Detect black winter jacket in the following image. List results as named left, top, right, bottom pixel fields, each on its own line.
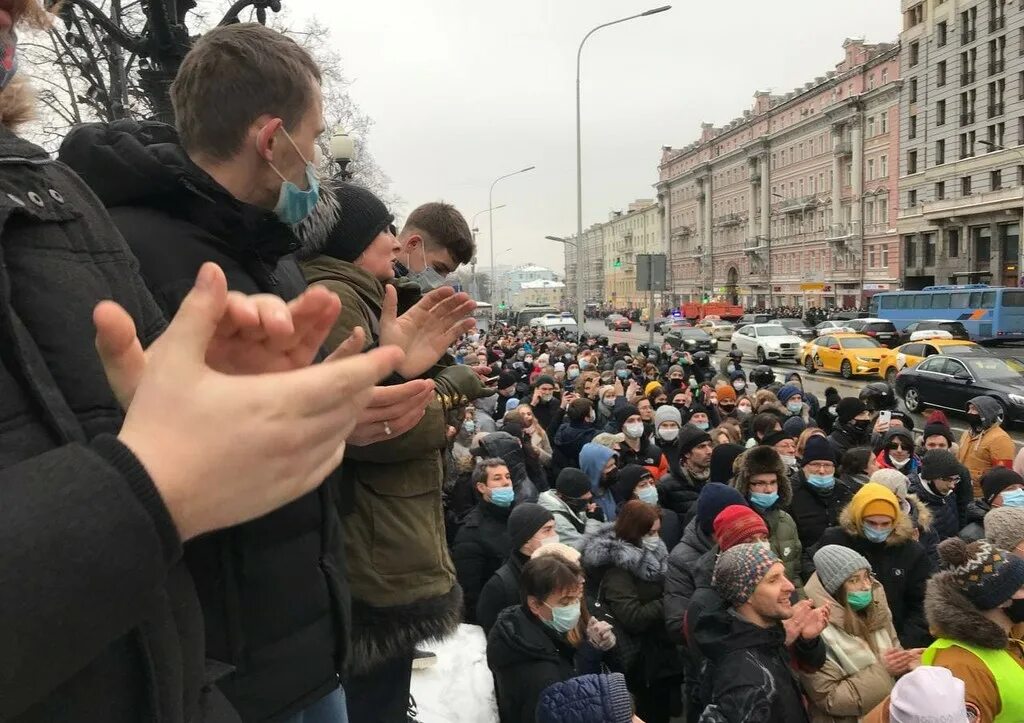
left=476, top=552, right=527, bottom=634
left=908, top=473, right=960, bottom=545
left=0, top=128, right=236, bottom=722
left=475, top=432, right=540, bottom=504
left=59, top=120, right=346, bottom=721
left=662, top=518, right=715, bottom=645
left=657, top=467, right=708, bottom=529
left=692, top=594, right=825, bottom=723
left=788, top=470, right=853, bottom=577
left=552, top=421, right=598, bottom=470
left=827, top=422, right=870, bottom=459
left=452, top=501, right=512, bottom=623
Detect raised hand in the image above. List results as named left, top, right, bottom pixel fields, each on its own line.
left=800, top=604, right=830, bottom=640
left=379, top=284, right=477, bottom=379
left=347, top=379, right=436, bottom=446
left=783, top=599, right=814, bottom=646
left=109, top=264, right=405, bottom=541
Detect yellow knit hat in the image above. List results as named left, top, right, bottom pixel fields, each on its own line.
left=849, top=482, right=899, bottom=524
left=644, top=381, right=663, bottom=397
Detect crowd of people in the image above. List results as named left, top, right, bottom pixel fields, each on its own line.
left=3, top=3, right=1024, bottom=723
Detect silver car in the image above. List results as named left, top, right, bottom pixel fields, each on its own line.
left=698, top=319, right=735, bottom=341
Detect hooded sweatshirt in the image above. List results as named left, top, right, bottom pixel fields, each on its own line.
left=579, top=443, right=618, bottom=521
left=874, top=428, right=920, bottom=475
left=957, top=395, right=1015, bottom=496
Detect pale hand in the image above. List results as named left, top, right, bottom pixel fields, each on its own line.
left=586, top=617, right=616, bottom=651
left=347, top=379, right=436, bottom=446
left=800, top=604, right=830, bottom=640
left=379, top=285, right=477, bottom=379
left=783, top=599, right=814, bottom=646
left=106, top=263, right=405, bottom=541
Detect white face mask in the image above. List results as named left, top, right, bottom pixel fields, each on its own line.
left=659, top=427, right=679, bottom=442
left=624, top=422, right=645, bottom=439
left=891, top=457, right=911, bottom=469
left=737, top=405, right=752, bottom=415
left=780, top=454, right=797, bottom=467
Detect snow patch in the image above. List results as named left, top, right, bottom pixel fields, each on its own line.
left=410, top=624, right=499, bottom=722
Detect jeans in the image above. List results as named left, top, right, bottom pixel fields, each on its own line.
left=281, top=687, right=348, bottom=723
left=345, top=653, right=414, bottom=723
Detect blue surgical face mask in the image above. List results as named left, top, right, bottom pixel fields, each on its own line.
left=568, top=368, right=580, bottom=380
left=490, top=487, right=515, bottom=508
left=636, top=484, right=659, bottom=505
left=616, top=369, right=629, bottom=380
left=750, top=491, right=779, bottom=510
left=694, top=420, right=709, bottom=431
left=580, top=360, right=591, bottom=370
left=462, top=420, right=476, bottom=435
left=863, top=525, right=893, bottom=543
left=806, top=474, right=835, bottom=491
left=787, top=401, right=803, bottom=414
left=543, top=600, right=582, bottom=634
left=1001, top=489, right=1024, bottom=508
left=268, top=128, right=321, bottom=226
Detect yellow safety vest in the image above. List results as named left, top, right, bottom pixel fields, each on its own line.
left=922, top=637, right=1024, bottom=723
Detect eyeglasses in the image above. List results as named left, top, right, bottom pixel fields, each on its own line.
left=887, top=442, right=909, bottom=451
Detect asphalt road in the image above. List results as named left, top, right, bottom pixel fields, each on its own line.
left=581, top=319, right=1024, bottom=447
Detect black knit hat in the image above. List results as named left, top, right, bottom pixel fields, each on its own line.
left=556, top=468, right=591, bottom=498
left=534, top=375, right=557, bottom=388
left=319, top=182, right=394, bottom=262
left=938, top=537, right=1024, bottom=610
left=497, top=371, right=518, bottom=390
left=920, top=450, right=961, bottom=481
left=613, top=465, right=653, bottom=502
left=678, top=423, right=712, bottom=457
left=801, top=435, right=835, bottom=466
left=507, top=503, right=554, bottom=551
left=709, top=443, right=745, bottom=485
left=981, top=467, right=1024, bottom=504
left=760, top=430, right=793, bottom=447
left=922, top=417, right=954, bottom=446
left=836, top=397, right=868, bottom=424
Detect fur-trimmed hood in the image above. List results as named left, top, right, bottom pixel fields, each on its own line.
left=580, top=524, right=667, bottom=582
left=733, top=446, right=793, bottom=506
left=925, top=571, right=1010, bottom=650
left=751, top=390, right=788, bottom=418
left=838, top=498, right=917, bottom=545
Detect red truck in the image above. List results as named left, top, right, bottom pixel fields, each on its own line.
left=680, top=302, right=744, bottom=322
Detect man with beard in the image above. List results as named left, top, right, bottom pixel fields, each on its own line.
left=692, top=543, right=828, bottom=723
left=827, top=397, right=873, bottom=459
left=658, top=424, right=713, bottom=523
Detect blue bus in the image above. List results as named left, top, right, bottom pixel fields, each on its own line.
left=868, top=284, right=1024, bottom=343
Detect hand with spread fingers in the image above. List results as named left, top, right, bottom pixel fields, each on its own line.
left=348, top=379, right=436, bottom=446
left=379, top=284, right=477, bottom=379
left=99, top=263, right=405, bottom=542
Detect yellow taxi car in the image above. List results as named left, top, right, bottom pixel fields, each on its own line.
left=800, top=332, right=894, bottom=380
left=877, top=332, right=987, bottom=385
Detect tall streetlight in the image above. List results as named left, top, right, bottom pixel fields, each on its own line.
left=574, top=5, right=671, bottom=318
left=546, top=235, right=584, bottom=329
left=978, top=140, right=1024, bottom=286
left=469, top=205, right=506, bottom=302
left=490, top=167, right=536, bottom=320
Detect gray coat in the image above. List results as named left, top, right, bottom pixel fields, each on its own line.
left=663, top=518, right=715, bottom=644
left=537, top=489, right=603, bottom=550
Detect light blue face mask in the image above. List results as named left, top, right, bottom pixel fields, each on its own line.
left=694, top=420, right=709, bottom=431
left=1001, top=489, right=1024, bottom=508
left=269, top=128, right=321, bottom=225
left=543, top=600, right=581, bottom=634
left=806, top=474, right=835, bottom=491
left=636, top=484, right=659, bottom=505
left=750, top=491, right=779, bottom=510
left=490, top=487, right=515, bottom=508
left=787, top=401, right=803, bottom=414
left=863, top=525, right=893, bottom=543
left=616, top=369, right=630, bottom=379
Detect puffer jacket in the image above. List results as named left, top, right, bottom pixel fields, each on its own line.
left=580, top=526, right=682, bottom=685
left=799, top=576, right=899, bottom=723
left=957, top=396, right=1015, bottom=495
left=452, top=501, right=512, bottom=624
left=537, top=489, right=603, bottom=551
left=0, top=126, right=232, bottom=721
left=535, top=673, right=634, bottom=723
left=907, top=473, right=960, bottom=547
left=663, top=518, right=715, bottom=645
left=300, top=254, right=488, bottom=673
left=476, top=552, right=527, bottom=634
left=60, top=119, right=345, bottom=720
left=657, top=466, right=708, bottom=526
left=733, top=449, right=806, bottom=596
left=475, top=431, right=540, bottom=504
left=816, top=504, right=933, bottom=648
left=789, top=470, right=854, bottom=573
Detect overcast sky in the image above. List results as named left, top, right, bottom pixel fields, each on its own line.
left=291, top=1, right=899, bottom=275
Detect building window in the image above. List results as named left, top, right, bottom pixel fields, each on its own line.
left=936, top=138, right=946, bottom=165
left=962, top=7, right=977, bottom=44
left=867, top=116, right=875, bottom=136
left=882, top=67, right=889, bottom=84
left=990, top=0, right=1006, bottom=31
left=925, top=233, right=937, bottom=266
left=936, top=180, right=947, bottom=199
left=882, top=246, right=889, bottom=267
left=960, top=131, right=976, bottom=158
left=910, top=41, right=920, bottom=67
left=962, top=175, right=973, bottom=196
left=961, top=89, right=977, bottom=125
left=909, top=115, right=918, bottom=139
left=867, top=158, right=875, bottom=179
left=880, top=155, right=888, bottom=176
left=992, top=169, right=1003, bottom=190
left=990, top=34, right=1007, bottom=75
left=879, top=197, right=888, bottom=223
left=880, top=113, right=888, bottom=134
left=869, top=248, right=877, bottom=268
left=905, top=236, right=917, bottom=266
left=908, top=190, right=918, bottom=207
left=907, top=150, right=919, bottom=175
left=937, top=99, right=947, bottom=125
left=906, top=3, right=924, bottom=28
left=938, top=20, right=949, bottom=46
left=987, top=121, right=1006, bottom=148
left=988, top=78, right=1006, bottom=117
left=938, top=60, right=948, bottom=87
left=949, top=229, right=960, bottom=257
left=910, top=77, right=918, bottom=103
left=1018, top=164, right=1024, bottom=185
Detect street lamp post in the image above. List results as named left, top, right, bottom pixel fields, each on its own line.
left=978, top=140, right=1024, bottom=286
left=574, top=5, right=671, bottom=329
left=546, top=235, right=584, bottom=333
left=490, top=167, right=536, bottom=321
left=470, top=205, right=506, bottom=303
left=329, top=126, right=356, bottom=180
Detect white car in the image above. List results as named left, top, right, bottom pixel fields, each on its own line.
left=697, top=319, right=735, bottom=341
left=731, top=323, right=805, bottom=364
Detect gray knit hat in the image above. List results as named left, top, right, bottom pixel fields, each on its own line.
left=712, top=542, right=780, bottom=605
left=813, top=545, right=872, bottom=596
left=654, top=404, right=682, bottom=429
left=985, top=507, right=1024, bottom=554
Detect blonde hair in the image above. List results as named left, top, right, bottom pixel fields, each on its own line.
left=796, top=427, right=826, bottom=459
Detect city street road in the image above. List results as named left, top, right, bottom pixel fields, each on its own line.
left=581, top=319, right=1024, bottom=448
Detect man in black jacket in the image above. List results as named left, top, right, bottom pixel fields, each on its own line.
left=0, top=7, right=404, bottom=721
left=826, top=397, right=872, bottom=459
left=58, top=22, right=430, bottom=722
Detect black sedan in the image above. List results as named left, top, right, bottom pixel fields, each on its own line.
left=894, top=354, right=1024, bottom=424
left=664, top=327, right=718, bottom=353
left=773, top=318, right=817, bottom=341
left=896, top=320, right=972, bottom=345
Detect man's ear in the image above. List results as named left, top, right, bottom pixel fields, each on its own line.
left=404, top=234, right=423, bottom=252
left=254, top=117, right=284, bottom=162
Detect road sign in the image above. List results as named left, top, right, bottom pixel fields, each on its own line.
left=636, top=254, right=667, bottom=291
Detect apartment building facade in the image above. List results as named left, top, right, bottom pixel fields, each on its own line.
left=602, top=200, right=662, bottom=308
left=563, top=222, right=606, bottom=309
left=897, top=0, right=1024, bottom=289
left=657, top=39, right=902, bottom=309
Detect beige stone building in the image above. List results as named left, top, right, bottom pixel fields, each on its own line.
left=512, top=278, right=566, bottom=308
left=601, top=200, right=662, bottom=308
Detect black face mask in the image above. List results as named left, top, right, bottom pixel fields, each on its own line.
left=566, top=497, right=590, bottom=514
left=1006, top=598, right=1024, bottom=623
left=604, top=469, right=619, bottom=488
left=673, top=402, right=689, bottom=412
left=966, top=412, right=983, bottom=429
left=851, top=419, right=871, bottom=432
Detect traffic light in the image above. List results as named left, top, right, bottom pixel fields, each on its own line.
left=613, top=257, right=622, bottom=269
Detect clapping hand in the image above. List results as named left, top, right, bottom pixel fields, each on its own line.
left=783, top=600, right=814, bottom=646
left=799, top=604, right=830, bottom=640
left=380, top=284, right=477, bottom=379
left=586, top=617, right=616, bottom=651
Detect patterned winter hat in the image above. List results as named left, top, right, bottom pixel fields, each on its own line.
left=937, top=537, right=1024, bottom=610
left=712, top=542, right=781, bottom=605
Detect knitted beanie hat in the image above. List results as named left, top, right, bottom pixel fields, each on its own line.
left=985, top=507, right=1024, bottom=553
left=716, top=385, right=737, bottom=403
left=713, top=505, right=769, bottom=551
left=836, top=397, right=868, bottom=424
left=921, top=410, right=955, bottom=446
left=849, top=482, right=900, bottom=525
left=317, top=182, right=394, bottom=262
left=696, top=482, right=747, bottom=536
left=654, top=404, right=682, bottom=429
left=709, top=443, right=745, bottom=486
left=644, top=380, right=663, bottom=397
left=760, top=430, right=793, bottom=448
left=981, top=467, right=1024, bottom=504
left=678, top=423, right=713, bottom=457
left=783, top=416, right=807, bottom=439
left=813, top=544, right=872, bottom=596
left=889, top=667, right=968, bottom=723
left=801, top=435, right=835, bottom=466
left=920, top=449, right=961, bottom=481
left=777, top=384, right=802, bottom=404
left=531, top=542, right=581, bottom=565
left=507, top=503, right=554, bottom=551
left=555, top=468, right=591, bottom=499
left=712, top=542, right=781, bottom=606
left=937, top=537, right=1024, bottom=610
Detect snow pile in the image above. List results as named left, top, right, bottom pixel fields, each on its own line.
left=410, top=624, right=499, bottom=722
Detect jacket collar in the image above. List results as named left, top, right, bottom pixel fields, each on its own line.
left=302, top=255, right=385, bottom=303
